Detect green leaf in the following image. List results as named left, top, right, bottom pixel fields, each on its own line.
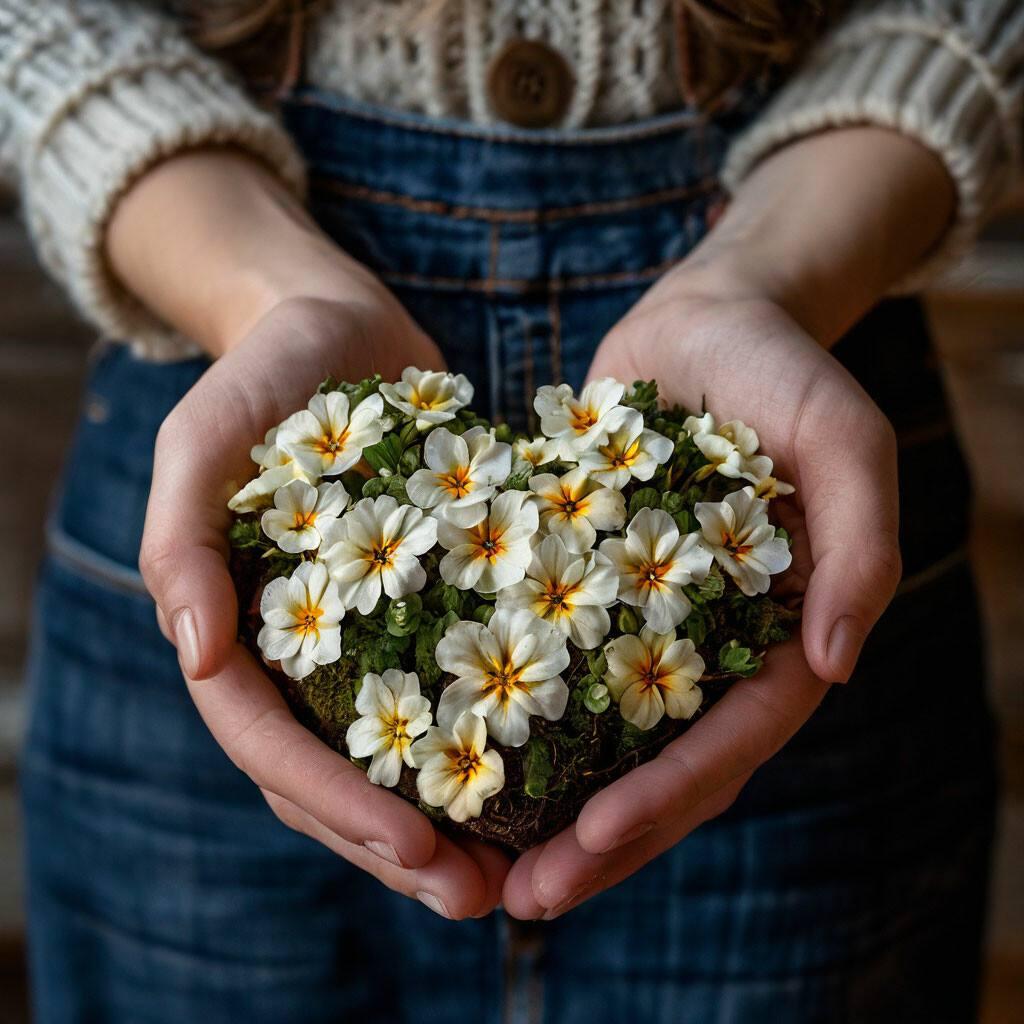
left=628, top=487, right=661, bottom=519
left=522, top=737, right=554, bottom=798
left=363, top=434, right=404, bottom=474
left=623, top=379, right=659, bottom=416
left=616, top=605, right=640, bottom=634
left=583, top=682, right=611, bottom=714
left=385, top=594, right=422, bottom=637
left=472, top=604, right=495, bottom=626
left=361, top=476, right=387, bottom=499
left=585, top=649, right=607, bottom=678
left=672, top=509, right=696, bottom=534
left=685, top=609, right=709, bottom=646
left=718, top=639, right=763, bottom=678
left=697, top=565, right=725, bottom=601
left=438, top=584, right=469, bottom=617
left=503, top=469, right=532, bottom=491
left=660, top=491, right=684, bottom=514
left=385, top=475, right=410, bottom=504
left=228, top=516, right=263, bottom=550
left=398, top=446, right=422, bottom=477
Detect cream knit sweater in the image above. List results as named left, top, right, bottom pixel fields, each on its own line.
left=1, top=0, right=1022, bottom=360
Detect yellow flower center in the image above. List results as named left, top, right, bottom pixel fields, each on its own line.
left=483, top=658, right=525, bottom=705
left=540, top=581, right=578, bottom=619
left=600, top=438, right=640, bottom=469
left=385, top=714, right=410, bottom=747
left=469, top=522, right=507, bottom=563
left=570, top=406, right=598, bottom=433
left=555, top=486, right=588, bottom=520
left=315, top=427, right=350, bottom=457
left=721, top=530, right=752, bottom=561
left=639, top=661, right=667, bottom=692
left=449, top=749, right=483, bottom=783
left=637, top=560, right=670, bottom=592
left=410, top=387, right=446, bottom=411
left=439, top=465, right=473, bottom=499
left=369, top=539, right=400, bottom=570
left=292, top=509, right=318, bottom=530
left=292, top=604, right=324, bottom=641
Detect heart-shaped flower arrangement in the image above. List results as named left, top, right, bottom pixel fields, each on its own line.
left=227, top=369, right=799, bottom=852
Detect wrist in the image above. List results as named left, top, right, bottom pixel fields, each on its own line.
left=107, top=148, right=391, bottom=358
left=666, top=127, right=956, bottom=347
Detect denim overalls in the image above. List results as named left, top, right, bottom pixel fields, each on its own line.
left=20, top=86, right=996, bottom=1024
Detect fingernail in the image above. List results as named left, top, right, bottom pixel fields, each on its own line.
left=364, top=839, right=403, bottom=867
left=172, top=608, right=200, bottom=677
left=601, top=820, right=654, bottom=854
left=155, top=606, right=173, bottom=644
left=416, top=891, right=450, bottom=919
left=826, top=615, right=866, bottom=683
left=542, top=877, right=599, bottom=921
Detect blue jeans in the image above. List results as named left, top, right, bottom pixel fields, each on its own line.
left=21, top=93, right=996, bottom=1023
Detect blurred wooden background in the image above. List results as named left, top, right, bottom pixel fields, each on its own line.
left=0, top=190, right=1021, bottom=1020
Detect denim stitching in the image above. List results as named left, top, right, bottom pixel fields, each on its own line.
left=381, top=259, right=676, bottom=294
left=310, top=178, right=717, bottom=225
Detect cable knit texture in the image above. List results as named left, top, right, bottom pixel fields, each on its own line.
left=0, top=0, right=306, bottom=359
left=721, top=0, right=1024, bottom=291
left=0, top=1, right=1022, bottom=358
left=306, top=0, right=681, bottom=126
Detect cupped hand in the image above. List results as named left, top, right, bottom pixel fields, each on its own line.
left=503, top=283, right=902, bottom=919
left=140, top=293, right=509, bottom=918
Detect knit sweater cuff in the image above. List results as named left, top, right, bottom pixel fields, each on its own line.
left=721, top=5, right=1023, bottom=294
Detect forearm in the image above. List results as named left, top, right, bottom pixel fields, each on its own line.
left=672, top=127, right=956, bottom=347
left=106, top=149, right=386, bottom=358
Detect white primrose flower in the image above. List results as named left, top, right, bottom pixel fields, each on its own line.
left=227, top=461, right=315, bottom=513
left=276, top=391, right=385, bottom=478
left=228, top=425, right=319, bottom=514
left=320, top=495, right=437, bottom=614
left=577, top=408, right=674, bottom=490
left=604, top=626, right=705, bottom=731
left=250, top=425, right=284, bottom=469
left=406, top=426, right=511, bottom=527
left=260, top=479, right=349, bottom=553
left=497, top=534, right=617, bottom=650
left=434, top=608, right=570, bottom=747
left=534, top=378, right=631, bottom=457
left=752, top=475, right=796, bottom=500
left=437, top=490, right=538, bottom=593
left=411, top=710, right=505, bottom=823
left=695, top=487, right=792, bottom=597
left=512, top=435, right=564, bottom=475
left=257, top=561, right=344, bottom=680
left=345, top=669, right=432, bottom=787
left=599, top=507, right=713, bottom=633
left=683, top=412, right=773, bottom=485
left=528, top=466, right=626, bottom=553
left=379, top=367, right=474, bottom=430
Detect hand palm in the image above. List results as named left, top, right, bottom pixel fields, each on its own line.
left=141, top=297, right=509, bottom=919
left=502, top=291, right=901, bottom=919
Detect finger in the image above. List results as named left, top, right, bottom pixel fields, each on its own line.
left=187, top=642, right=436, bottom=869
left=574, top=635, right=828, bottom=856
left=504, top=776, right=746, bottom=920
left=792, top=376, right=902, bottom=682
left=262, top=791, right=489, bottom=920
left=456, top=838, right=513, bottom=917
left=141, top=376, right=263, bottom=679
left=499, top=843, right=548, bottom=921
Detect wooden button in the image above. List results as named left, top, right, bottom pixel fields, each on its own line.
left=487, top=39, right=574, bottom=129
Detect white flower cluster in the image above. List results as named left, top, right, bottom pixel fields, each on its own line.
left=228, top=369, right=794, bottom=822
